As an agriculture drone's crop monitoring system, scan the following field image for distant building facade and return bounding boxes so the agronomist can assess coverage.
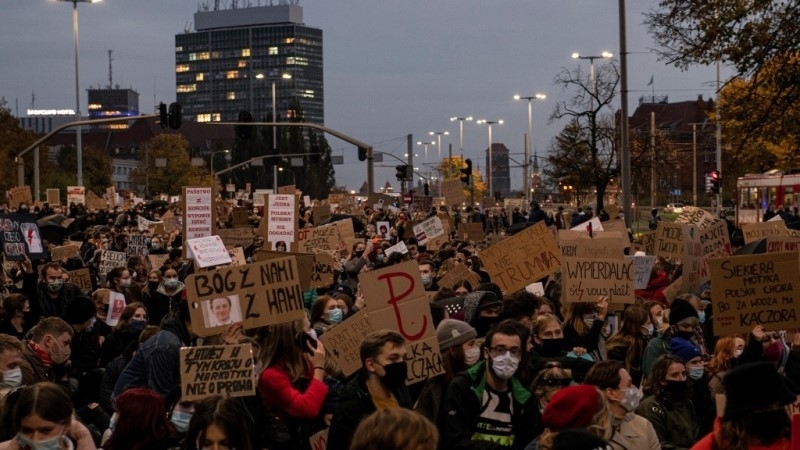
[485,143,511,196]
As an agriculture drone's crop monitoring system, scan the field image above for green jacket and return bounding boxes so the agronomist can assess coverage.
[642,331,671,378]
[636,394,698,450]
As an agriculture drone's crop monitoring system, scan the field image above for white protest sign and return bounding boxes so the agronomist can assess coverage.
[624,254,657,290]
[105,291,127,327]
[66,186,85,205]
[98,250,127,276]
[384,241,408,257]
[268,194,296,248]
[570,216,604,232]
[183,187,214,240]
[525,282,545,296]
[186,236,232,268]
[413,215,444,246]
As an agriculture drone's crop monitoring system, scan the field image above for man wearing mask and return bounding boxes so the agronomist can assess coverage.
[442,321,537,449]
[328,330,410,450]
[18,317,74,387]
[642,297,699,378]
[22,260,82,323]
[0,334,23,393]
[418,260,439,292]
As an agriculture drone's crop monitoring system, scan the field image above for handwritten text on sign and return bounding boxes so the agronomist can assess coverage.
[183,187,214,240]
[319,309,373,377]
[562,258,635,303]
[179,344,255,401]
[185,258,305,337]
[710,252,800,336]
[481,221,561,295]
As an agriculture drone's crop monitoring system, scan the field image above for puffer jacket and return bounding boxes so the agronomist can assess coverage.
[637,394,698,450]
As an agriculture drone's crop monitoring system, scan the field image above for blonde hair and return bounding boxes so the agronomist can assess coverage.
[538,389,611,450]
[350,408,438,450]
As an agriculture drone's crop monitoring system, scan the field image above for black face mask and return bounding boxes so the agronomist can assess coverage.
[675,329,695,340]
[538,338,565,357]
[380,361,408,390]
[354,250,364,258]
[745,409,790,443]
[665,379,687,398]
[148,281,160,293]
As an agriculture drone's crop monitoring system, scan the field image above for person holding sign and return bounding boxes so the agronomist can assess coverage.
[530,314,596,383]
[642,297,700,378]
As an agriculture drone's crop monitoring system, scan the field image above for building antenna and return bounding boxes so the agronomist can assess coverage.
[108,50,114,89]
[30,91,36,109]
[153,77,157,113]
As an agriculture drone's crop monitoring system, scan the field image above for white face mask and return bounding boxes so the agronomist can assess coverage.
[464,346,481,366]
[490,351,519,380]
[643,323,654,335]
[0,367,22,389]
[734,349,743,358]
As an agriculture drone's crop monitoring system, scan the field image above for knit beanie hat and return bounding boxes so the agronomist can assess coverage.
[668,298,698,325]
[63,295,96,325]
[542,385,601,430]
[669,337,701,363]
[436,319,477,351]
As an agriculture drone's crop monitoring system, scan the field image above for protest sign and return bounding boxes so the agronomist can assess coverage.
[413,216,444,247]
[425,217,451,250]
[85,191,106,210]
[98,250,127,276]
[46,189,60,206]
[526,282,545,296]
[376,221,391,240]
[675,207,718,229]
[655,221,688,259]
[224,247,247,267]
[67,268,92,292]
[312,205,331,225]
[309,251,335,289]
[742,221,788,244]
[186,236,232,268]
[297,226,340,254]
[437,263,482,292]
[277,185,296,195]
[319,309,373,376]
[570,216,604,233]
[639,232,656,255]
[180,344,256,401]
[50,244,80,261]
[105,291,127,327]
[267,194,295,249]
[602,220,630,247]
[384,241,408,257]
[126,234,149,258]
[66,186,85,205]
[362,261,444,384]
[185,257,305,336]
[767,237,800,253]
[458,222,484,242]
[441,179,464,206]
[231,207,250,228]
[105,186,116,207]
[7,187,32,209]
[0,214,45,261]
[624,255,657,289]
[160,210,177,233]
[412,196,433,214]
[137,216,163,232]
[559,235,624,260]
[255,250,316,290]
[662,276,683,303]
[366,193,394,209]
[562,258,635,303]
[183,187,215,244]
[481,221,561,296]
[711,252,800,336]
[148,254,170,272]
[217,228,254,249]
[694,219,733,284]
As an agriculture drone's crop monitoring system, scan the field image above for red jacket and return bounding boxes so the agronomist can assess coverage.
[635,270,671,307]
[691,417,790,450]
[259,360,329,420]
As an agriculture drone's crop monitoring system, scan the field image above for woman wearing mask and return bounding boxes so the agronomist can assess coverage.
[145,268,185,326]
[97,303,148,368]
[415,320,479,424]
[644,301,667,334]
[0,295,31,340]
[0,382,95,450]
[637,354,698,449]
[528,362,572,440]
[562,296,611,361]
[103,388,176,450]
[606,305,651,386]
[642,297,699,378]
[105,267,132,299]
[530,314,596,383]
[143,270,162,300]
[451,280,472,298]
[309,295,342,337]
[583,360,661,450]
[706,335,745,396]
[670,337,714,437]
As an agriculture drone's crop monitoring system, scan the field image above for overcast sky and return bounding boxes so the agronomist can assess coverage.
[1,0,728,193]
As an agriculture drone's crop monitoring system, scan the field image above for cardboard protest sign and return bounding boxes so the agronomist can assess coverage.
[662,276,683,303]
[148,254,170,271]
[742,221,788,244]
[183,187,215,244]
[297,226,340,254]
[185,257,305,336]
[441,179,464,206]
[7,187,32,209]
[655,221,688,259]
[362,261,444,384]
[160,210,177,233]
[559,235,625,260]
[319,309,373,376]
[309,251,335,289]
[694,220,733,284]
[137,216,163,232]
[481,221,561,296]
[217,228,254,249]
[255,250,315,289]
[231,207,250,228]
[312,205,331,225]
[570,216,604,233]
[425,218,451,251]
[624,255,657,290]
[67,268,92,292]
[412,196,433,214]
[98,250,127,276]
[186,236,232,268]
[0,214,45,260]
[66,186,85,205]
[277,185,296,195]
[710,252,800,336]
[562,258,635,303]
[675,207,718,229]
[105,292,127,327]
[85,191,107,210]
[413,216,444,246]
[458,222,484,242]
[639,232,656,255]
[366,193,394,210]
[437,263,482,292]
[526,282,545,296]
[766,237,800,253]
[50,244,80,261]
[46,189,60,206]
[180,344,256,401]
[126,235,149,258]
[601,220,630,247]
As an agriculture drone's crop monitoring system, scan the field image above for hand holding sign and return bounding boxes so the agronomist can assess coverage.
[596,296,609,320]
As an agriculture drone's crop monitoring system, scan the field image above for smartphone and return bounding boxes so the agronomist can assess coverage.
[298,332,318,355]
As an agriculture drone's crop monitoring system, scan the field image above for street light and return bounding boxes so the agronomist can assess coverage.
[210,149,230,176]
[513,93,546,202]
[58,0,101,189]
[278,167,296,185]
[255,72,292,190]
[416,141,435,163]
[571,51,613,100]
[476,119,503,198]
[450,116,473,159]
[429,130,450,164]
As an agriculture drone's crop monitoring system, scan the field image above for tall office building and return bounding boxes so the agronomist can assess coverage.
[175,4,323,125]
[485,143,511,195]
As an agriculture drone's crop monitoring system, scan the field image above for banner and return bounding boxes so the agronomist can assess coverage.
[66,186,85,205]
[180,344,256,401]
[562,258,635,303]
[0,214,45,261]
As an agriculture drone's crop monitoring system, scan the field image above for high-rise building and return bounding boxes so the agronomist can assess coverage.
[87,88,140,119]
[485,143,511,195]
[175,4,323,125]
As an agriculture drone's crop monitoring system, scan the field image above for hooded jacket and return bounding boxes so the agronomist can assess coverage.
[145,281,185,326]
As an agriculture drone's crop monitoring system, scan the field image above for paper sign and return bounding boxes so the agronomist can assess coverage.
[51,244,80,261]
[319,309,373,376]
[384,241,408,257]
[137,216,163,232]
[413,215,444,246]
[183,187,215,241]
[376,221,391,240]
[570,216,604,233]
[625,255,657,290]
[312,205,331,225]
[46,189,60,206]
[742,221,788,244]
[481,221,561,296]
[66,186,85,205]
[297,227,340,254]
[441,179,464,206]
[217,228,254,248]
[655,221,688,259]
[187,236,233,268]
[67,268,92,292]
[255,250,316,291]
[184,257,305,336]
[309,251,335,289]
[106,291,127,327]
[710,252,800,336]
[437,264,482,293]
[268,194,296,248]
[98,250,127,276]
[179,344,256,401]
[361,261,444,384]
[562,257,635,303]
[0,214,45,261]
[525,282,545,296]
[126,235,149,258]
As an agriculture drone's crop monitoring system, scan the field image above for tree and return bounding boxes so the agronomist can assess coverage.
[129,134,212,196]
[40,144,113,196]
[439,156,487,202]
[0,99,35,193]
[645,1,800,136]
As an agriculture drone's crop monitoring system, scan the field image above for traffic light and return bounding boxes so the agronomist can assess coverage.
[357,147,367,162]
[704,172,713,194]
[168,102,182,129]
[158,103,168,129]
[423,183,430,196]
[395,164,408,181]
[236,111,253,140]
[460,158,472,186]
[709,169,721,194]
[405,165,414,180]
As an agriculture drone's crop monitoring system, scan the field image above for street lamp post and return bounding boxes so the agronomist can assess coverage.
[476,119,503,198]
[416,141,435,163]
[450,116,472,159]
[513,94,546,202]
[278,167,296,185]
[255,72,292,191]
[210,149,230,178]
[571,51,613,103]
[59,0,100,189]
[429,130,449,166]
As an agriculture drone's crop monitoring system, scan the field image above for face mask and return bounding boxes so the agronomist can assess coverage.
[733,349,743,358]
[583,313,598,327]
[688,366,705,380]
[151,243,161,250]
[421,275,432,287]
[354,250,364,258]
[697,311,706,324]
[86,316,97,332]
[745,409,791,444]
[46,280,63,293]
[619,386,643,412]
[379,361,408,389]
[170,410,193,434]
[665,379,687,398]
[675,329,695,340]
[643,324,654,335]
[490,351,520,380]
[130,319,147,332]
[464,346,481,366]
[164,278,180,289]
[0,367,22,389]
[16,432,65,450]
[120,279,132,288]
[328,308,343,324]
[764,340,784,362]
[539,338,565,357]
[377,255,385,264]
[49,337,71,365]
[108,412,117,432]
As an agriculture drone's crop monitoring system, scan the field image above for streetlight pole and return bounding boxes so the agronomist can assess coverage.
[256,72,292,192]
[572,51,613,104]
[477,119,503,198]
[416,141,435,164]
[59,0,99,189]
[450,116,472,160]
[514,94,546,202]
[278,167,296,185]
[429,130,449,166]
[210,149,230,181]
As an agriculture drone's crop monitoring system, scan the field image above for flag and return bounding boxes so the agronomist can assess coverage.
[647,75,654,86]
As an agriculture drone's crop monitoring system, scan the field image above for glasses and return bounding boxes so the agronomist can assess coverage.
[489,346,522,358]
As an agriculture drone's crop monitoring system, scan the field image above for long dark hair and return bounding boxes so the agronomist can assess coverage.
[644,354,687,399]
[606,306,648,372]
[182,396,254,450]
[105,388,173,450]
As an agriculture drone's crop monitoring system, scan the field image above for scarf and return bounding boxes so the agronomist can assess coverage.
[29,340,53,368]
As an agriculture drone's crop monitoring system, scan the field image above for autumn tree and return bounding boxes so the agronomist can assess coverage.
[0,100,35,193]
[40,144,113,196]
[129,134,212,196]
[439,156,487,203]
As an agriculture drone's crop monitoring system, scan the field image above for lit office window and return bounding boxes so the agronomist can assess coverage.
[226,70,239,79]
[212,113,221,122]
[197,114,211,123]
[176,64,190,73]
[196,73,204,81]
[177,84,197,93]
[227,92,236,100]
[268,46,279,55]
[242,48,251,57]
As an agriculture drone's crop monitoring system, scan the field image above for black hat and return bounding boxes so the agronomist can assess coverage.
[63,295,96,325]
[668,298,698,325]
[477,291,502,311]
[552,429,611,450]
[723,362,797,419]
